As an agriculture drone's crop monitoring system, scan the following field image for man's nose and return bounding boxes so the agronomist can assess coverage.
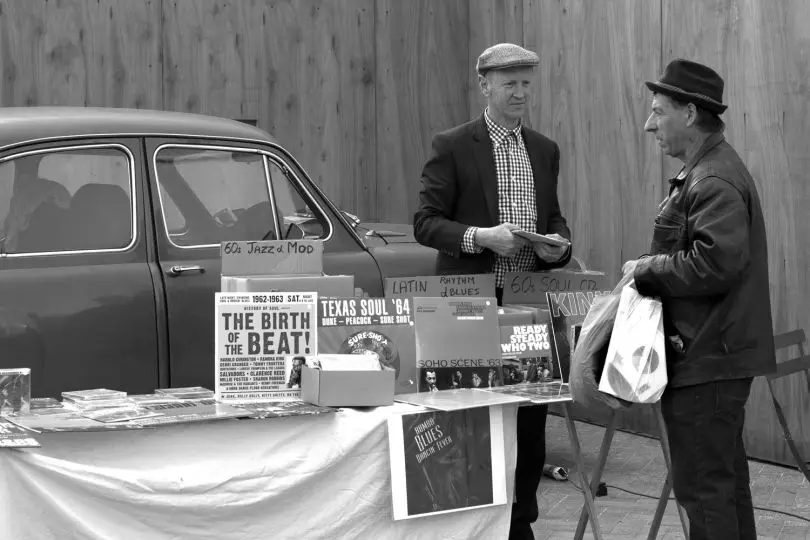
[644,114,656,132]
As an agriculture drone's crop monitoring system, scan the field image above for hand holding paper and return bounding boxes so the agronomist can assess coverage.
[475,223,528,258]
[512,231,570,263]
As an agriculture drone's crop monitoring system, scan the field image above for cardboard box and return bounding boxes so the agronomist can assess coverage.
[221,274,355,297]
[504,304,551,325]
[385,274,496,299]
[498,306,534,327]
[221,240,323,276]
[502,269,609,306]
[301,365,395,407]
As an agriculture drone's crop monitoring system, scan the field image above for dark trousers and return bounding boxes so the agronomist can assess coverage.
[497,286,548,540]
[661,378,757,540]
[509,404,548,540]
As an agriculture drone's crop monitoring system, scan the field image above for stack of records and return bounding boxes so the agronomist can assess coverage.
[29,397,67,416]
[126,394,181,406]
[61,389,129,411]
[61,389,163,424]
[30,397,63,410]
[154,387,214,400]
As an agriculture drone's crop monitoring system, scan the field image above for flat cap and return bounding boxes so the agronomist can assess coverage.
[476,43,539,74]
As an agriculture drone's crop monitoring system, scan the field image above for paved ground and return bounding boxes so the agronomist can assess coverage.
[532,414,810,539]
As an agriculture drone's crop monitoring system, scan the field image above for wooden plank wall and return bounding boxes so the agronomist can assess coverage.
[0,0,162,109]
[0,0,807,465]
[376,0,470,223]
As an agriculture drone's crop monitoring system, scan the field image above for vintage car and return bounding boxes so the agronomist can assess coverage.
[0,107,437,398]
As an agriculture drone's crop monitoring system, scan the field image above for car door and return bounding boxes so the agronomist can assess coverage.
[145,137,380,390]
[0,139,160,398]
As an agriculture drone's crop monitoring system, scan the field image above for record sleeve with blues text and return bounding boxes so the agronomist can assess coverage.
[387,405,507,520]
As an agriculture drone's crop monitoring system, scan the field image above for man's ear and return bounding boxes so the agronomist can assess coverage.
[478,74,490,97]
[685,103,698,127]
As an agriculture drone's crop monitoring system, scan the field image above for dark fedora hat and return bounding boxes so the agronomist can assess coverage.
[646,59,727,115]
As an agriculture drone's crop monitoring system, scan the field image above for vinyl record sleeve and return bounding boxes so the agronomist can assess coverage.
[387,405,507,520]
[318,297,416,393]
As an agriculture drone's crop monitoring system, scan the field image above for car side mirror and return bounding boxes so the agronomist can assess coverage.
[342,211,361,228]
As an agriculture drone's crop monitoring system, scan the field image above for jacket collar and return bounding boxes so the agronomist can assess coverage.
[670,132,725,186]
[472,112,490,142]
[472,113,499,223]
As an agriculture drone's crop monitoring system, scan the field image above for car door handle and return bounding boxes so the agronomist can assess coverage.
[166,265,206,277]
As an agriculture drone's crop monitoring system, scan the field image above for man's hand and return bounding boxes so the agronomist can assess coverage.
[475,223,528,258]
[621,259,638,275]
[533,233,570,263]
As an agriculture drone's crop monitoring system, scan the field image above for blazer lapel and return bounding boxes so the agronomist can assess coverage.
[472,115,499,224]
[523,128,546,225]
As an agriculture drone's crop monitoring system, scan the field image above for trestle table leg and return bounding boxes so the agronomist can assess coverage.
[563,402,604,540]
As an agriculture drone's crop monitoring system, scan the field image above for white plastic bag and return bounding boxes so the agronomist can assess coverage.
[598,284,667,403]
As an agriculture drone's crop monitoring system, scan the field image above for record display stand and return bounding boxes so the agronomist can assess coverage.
[572,402,690,540]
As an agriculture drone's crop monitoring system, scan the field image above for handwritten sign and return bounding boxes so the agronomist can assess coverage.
[220,240,323,276]
[502,270,609,305]
[385,274,496,299]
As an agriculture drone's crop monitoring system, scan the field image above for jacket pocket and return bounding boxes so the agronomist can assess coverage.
[651,212,687,254]
[719,323,758,355]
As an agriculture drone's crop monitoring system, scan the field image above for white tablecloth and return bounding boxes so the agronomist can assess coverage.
[0,403,518,540]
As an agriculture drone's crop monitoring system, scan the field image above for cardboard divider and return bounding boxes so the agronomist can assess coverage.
[221,275,354,297]
[301,366,394,407]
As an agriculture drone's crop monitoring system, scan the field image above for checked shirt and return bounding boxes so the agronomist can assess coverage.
[462,109,538,288]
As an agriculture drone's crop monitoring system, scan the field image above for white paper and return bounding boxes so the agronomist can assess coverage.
[512,230,570,247]
[394,389,528,411]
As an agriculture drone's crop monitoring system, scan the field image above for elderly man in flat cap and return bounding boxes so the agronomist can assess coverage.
[623,59,775,540]
[414,43,572,540]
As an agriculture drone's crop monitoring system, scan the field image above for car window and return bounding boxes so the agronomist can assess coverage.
[158,184,186,233]
[154,146,275,247]
[153,146,328,247]
[267,157,328,240]
[0,147,134,255]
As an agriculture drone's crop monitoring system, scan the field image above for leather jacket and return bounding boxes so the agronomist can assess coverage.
[634,133,776,387]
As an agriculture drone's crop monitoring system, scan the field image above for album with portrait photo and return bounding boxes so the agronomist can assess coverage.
[413,297,502,393]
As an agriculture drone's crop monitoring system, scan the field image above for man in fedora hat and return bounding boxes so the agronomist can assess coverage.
[414,42,572,540]
[623,58,775,540]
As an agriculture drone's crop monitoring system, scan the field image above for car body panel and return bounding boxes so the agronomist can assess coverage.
[0,137,160,397]
[0,107,276,151]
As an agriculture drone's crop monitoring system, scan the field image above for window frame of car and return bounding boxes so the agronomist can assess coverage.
[0,140,140,260]
[149,141,335,251]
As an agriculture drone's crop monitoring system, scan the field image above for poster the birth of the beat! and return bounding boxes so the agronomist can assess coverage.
[215,292,318,403]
